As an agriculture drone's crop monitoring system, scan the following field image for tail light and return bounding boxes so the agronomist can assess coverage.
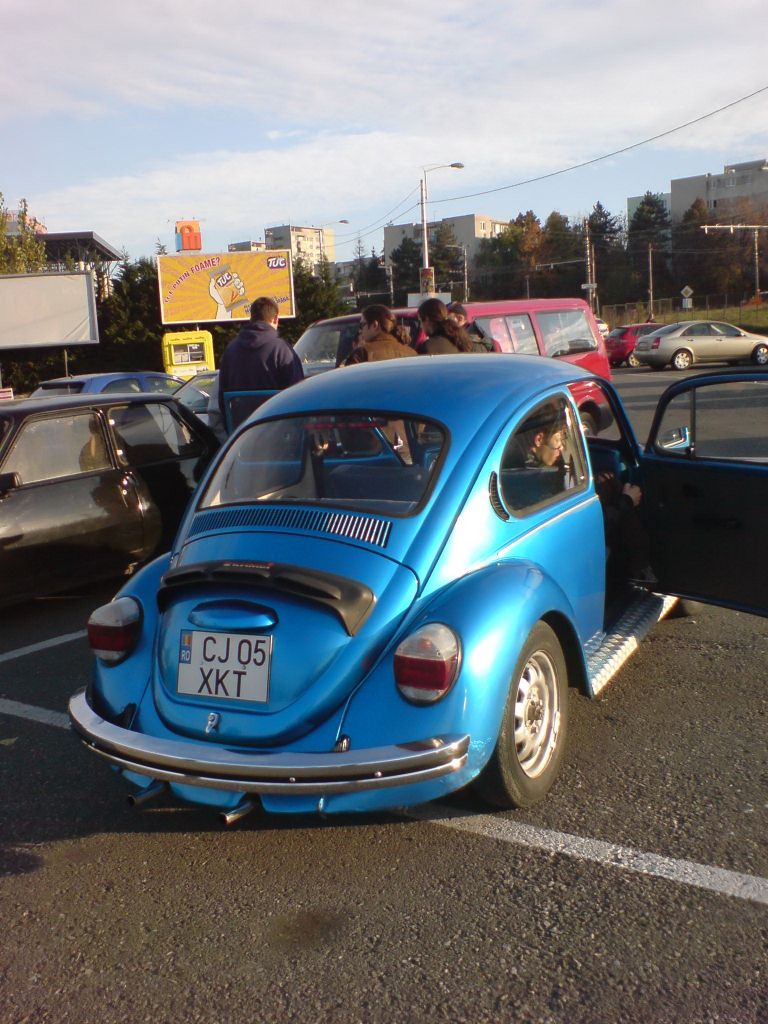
[394,623,460,704]
[88,597,142,664]
[651,338,661,349]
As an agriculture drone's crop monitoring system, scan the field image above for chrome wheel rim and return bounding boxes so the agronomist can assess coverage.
[673,351,692,370]
[514,650,561,778]
[755,346,768,365]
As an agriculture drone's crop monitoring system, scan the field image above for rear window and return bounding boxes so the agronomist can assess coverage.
[295,322,361,369]
[537,310,598,357]
[32,381,84,396]
[201,413,447,516]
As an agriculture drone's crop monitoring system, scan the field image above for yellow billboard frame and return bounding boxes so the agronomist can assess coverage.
[157,251,295,325]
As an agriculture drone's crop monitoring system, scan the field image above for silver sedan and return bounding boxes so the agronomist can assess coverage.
[634,320,768,370]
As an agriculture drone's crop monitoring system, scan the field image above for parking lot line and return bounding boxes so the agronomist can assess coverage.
[0,698,69,729]
[2,694,764,908]
[410,807,768,907]
[0,629,87,664]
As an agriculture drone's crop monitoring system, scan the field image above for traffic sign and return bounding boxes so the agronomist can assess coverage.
[681,285,694,299]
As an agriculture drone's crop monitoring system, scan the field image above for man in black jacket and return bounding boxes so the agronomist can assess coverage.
[218,296,304,426]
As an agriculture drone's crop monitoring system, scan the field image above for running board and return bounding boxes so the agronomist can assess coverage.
[586,592,678,697]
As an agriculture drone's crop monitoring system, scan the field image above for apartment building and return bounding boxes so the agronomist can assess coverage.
[264,224,337,268]
[383,212,509,265]
[670,159,768,220]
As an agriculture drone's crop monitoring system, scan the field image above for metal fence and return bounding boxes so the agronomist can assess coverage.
[602,296,767,330]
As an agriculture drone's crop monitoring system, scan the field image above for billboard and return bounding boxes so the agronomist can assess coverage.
[0,272,99,350]
[157,251,295,326]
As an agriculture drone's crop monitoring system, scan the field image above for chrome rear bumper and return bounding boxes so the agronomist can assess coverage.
[68,691,470,796]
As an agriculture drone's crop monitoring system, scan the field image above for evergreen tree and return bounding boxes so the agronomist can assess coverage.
[389,237,421,304]
[280,255,347,343]
[0,195,46,274]
[627,192,673,300]
[474,222,522,298]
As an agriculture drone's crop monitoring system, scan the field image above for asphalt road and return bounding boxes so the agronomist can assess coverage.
[1,367,766,1024]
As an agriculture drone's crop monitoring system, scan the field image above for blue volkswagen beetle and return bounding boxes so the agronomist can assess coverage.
[69,356,768,823]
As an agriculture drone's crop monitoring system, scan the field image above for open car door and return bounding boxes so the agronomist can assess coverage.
[639,372,768,616]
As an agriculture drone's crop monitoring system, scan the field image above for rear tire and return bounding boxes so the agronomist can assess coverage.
[672,349,693,371]
[627,351,641,368]
[751,343,768,366]
[475,622,569,810]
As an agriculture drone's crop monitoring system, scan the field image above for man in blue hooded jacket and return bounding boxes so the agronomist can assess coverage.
[218,296,304,427]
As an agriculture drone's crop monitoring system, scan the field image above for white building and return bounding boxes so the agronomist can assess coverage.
[383,213,509,265]
[264,224,337,269]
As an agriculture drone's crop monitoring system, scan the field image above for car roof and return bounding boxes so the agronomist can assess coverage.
[0,392,178,417]
[37,371,172,385]
[245,354,592,447]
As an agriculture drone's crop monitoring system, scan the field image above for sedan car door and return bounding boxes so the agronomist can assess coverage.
[638,374,768,615]
[107,400,217,551]
[0,410,150,604]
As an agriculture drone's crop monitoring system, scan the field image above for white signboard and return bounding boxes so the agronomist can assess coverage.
[0,272,99,350]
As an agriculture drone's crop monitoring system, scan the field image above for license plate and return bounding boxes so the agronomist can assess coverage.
[177,631,272,703]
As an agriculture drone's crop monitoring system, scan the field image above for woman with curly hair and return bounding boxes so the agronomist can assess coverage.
[417,298,474,354]
[344,305,416,365]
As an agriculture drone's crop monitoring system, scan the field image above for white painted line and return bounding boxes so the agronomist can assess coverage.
[0,698,70,730]
[411,807,768,907]
[0,630,87,664]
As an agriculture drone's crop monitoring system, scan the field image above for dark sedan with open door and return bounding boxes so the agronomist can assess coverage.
[0,393,219,606]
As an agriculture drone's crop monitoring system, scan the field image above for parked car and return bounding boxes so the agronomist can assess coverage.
[634,320,768,370]
[173,371,225,441]
[31,371,184,396]
[594,317,610,338]
[294,298,613,434]
[0,393,219,606]
[69,356,768,824]
[606,323,661,368]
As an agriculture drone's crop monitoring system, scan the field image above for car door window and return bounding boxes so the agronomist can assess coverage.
[537,310,598,356]
[109,403,204,466]
[474,317,512,351]
[682,324,710,337]
[2,412,111,483]
[655,381,768,462]
[103,378,142,393]
[145,376,179,393]
[711,323,740,337]
[504,314,538,354]
[498,396,587,513]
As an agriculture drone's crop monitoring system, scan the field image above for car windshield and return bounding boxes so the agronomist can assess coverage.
[200,412,447,516]
[537,310,598,357]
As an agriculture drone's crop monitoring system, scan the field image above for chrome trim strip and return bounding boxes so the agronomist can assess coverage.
[69,691,469,795]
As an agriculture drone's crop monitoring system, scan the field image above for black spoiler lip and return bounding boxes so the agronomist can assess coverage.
[158,559,376,636]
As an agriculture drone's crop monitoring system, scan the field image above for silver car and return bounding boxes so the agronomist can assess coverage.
[634,320,768,371]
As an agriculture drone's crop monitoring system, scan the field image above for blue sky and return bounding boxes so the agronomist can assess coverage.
[3,0,767,263]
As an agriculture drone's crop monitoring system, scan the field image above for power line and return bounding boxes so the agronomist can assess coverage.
[430,84,768,207]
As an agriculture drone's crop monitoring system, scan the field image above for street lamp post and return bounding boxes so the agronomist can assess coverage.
[420,163,464,275]
[317,219,349,266]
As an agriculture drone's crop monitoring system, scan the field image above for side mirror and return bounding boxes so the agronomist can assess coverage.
[0,471,21,495]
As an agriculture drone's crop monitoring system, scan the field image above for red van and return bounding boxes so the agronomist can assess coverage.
[294,297,612,433]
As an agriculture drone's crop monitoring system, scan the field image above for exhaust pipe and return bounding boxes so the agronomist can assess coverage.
[219,798,257,826]
[127,780,168,808]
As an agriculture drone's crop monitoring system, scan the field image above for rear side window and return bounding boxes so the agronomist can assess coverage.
[498,396,587,514]
[144,376,180,393]
[474,317,512,352]
[33,382,84,396]
[505,314,538,354]
[109,403,203,465]
[537,310,598,357]
[2,412,111,483]
[102,378,141,393]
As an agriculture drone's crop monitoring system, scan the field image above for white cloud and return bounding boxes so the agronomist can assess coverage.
[5,0,768,257]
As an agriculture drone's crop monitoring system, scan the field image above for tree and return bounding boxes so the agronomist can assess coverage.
[389,237,421,304]
[428,222,464,295]
[280,255,347,343]
[474,222,522,298]
[0,194,46,274]
[627,192,673,301]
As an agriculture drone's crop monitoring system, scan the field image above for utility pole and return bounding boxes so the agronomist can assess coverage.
[583,219,596,312]
[702,223,768,301]
[648,244,655,319]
